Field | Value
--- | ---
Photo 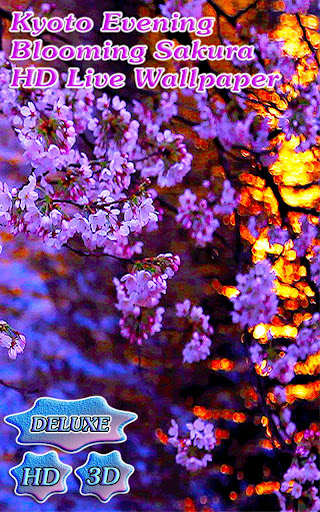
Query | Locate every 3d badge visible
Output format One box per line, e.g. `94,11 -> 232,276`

75,451 -> 135,503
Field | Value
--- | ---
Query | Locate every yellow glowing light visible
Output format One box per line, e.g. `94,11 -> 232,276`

255,481 -> 280,495
286,381 -> 320,403
253,324 -> 268,339
295,353 -> 320,375
271,138 -> 319,187
221,286 -> 239,299
270,325 -> 298,338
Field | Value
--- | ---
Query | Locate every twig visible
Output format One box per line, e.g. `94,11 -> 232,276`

0,9 -> 12,21
157,196 -> 178,214
207,0 -> 260,27
65,242 -> 134,263
296,14 -> 320,67
258,158 -> 320,218
0,378 -> 39,396
243,330 -> 294,455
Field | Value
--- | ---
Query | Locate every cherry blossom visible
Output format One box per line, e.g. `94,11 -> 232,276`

167,417 -> 216,472
231,260 -> 279,328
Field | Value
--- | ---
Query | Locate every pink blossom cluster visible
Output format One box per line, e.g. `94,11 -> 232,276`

176,189 -> 220,247
160,0 -> 205,18
276,77 -> 320,152
250,30 -> 295,83
310,246 -> 320,291
192,92 -> 217,140
0,50 -> 191,355
176,179 -> 237,247
231,260 -> 279,328
250,313 -> 320,384
155,0 -> 320,506
277,427 -> 320,512
176,299 -> 213,363
0,322 -> 25,360
248,217 -> 290,247
167,417 -> 216,472
194,92 -> 272,153
213,179 -> 239,216
271,403 -> 297,441
114,254 -> 180,344
293,216 -> 319,258
284,0 -> 312,14
0,54 -> 192,260
138,129 -> 192,188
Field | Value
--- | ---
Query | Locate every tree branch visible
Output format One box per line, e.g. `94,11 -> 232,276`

243,330 -> 294,455
65,243 -> 134,263
258,159 -> 320,218
207,0 -> 260,27
0,9 -> 12,21
296,13 -> 320,67
0,378 -> 39,397
157,196 -> 178,214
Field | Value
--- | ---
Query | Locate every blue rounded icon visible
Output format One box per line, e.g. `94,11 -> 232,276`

4,396 -> 137,452
75,451 -> 134,503
9,451 -> 72,503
